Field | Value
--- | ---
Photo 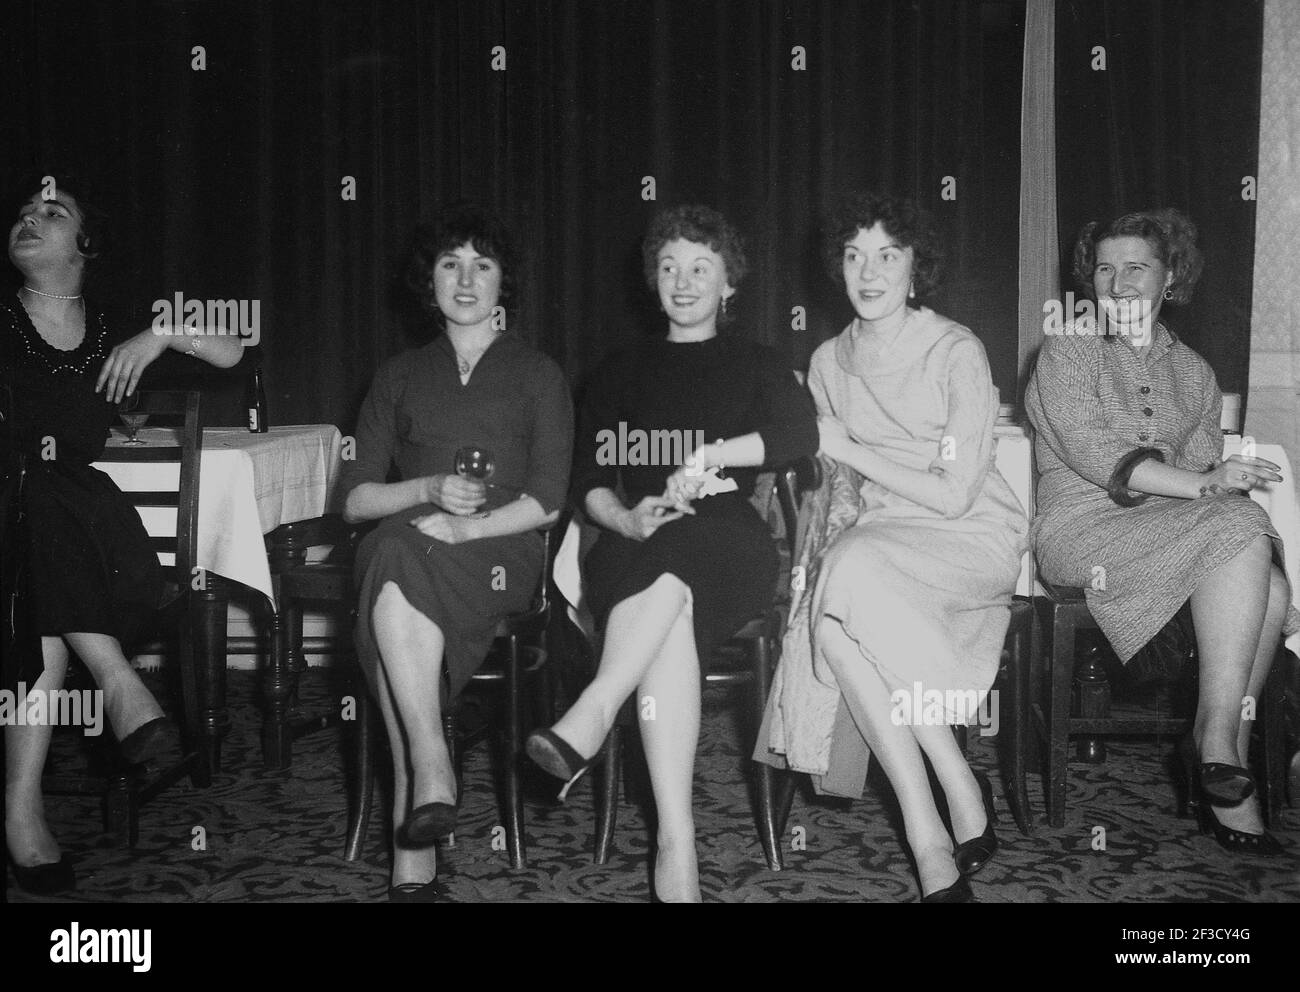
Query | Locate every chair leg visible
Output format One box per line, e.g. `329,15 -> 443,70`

345,687 -> 374,862
262,603 -> 295,771
104,774 -> 130,845
1004,607 -> 1034,835
441,712 -> 459,850
594,724 -> 621,865
178,611 -> 211,789
751,629 -> 783,871
1047,610 -> 1075,828
1262,654 -> 1286,827
504,635 -> 527,869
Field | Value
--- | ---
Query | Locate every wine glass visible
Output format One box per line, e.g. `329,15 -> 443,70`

454,446 -> 495,517
118,393 -> 148,445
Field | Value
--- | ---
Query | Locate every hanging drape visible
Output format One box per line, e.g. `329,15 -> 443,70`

9,0 -> 1026,428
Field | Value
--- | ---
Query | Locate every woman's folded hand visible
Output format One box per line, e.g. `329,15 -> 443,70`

1199,455 -> 1283,496
621,495 -> 686,541
423,473 -> 487,515
409,511 -> 474,544
95,328 -> 171,402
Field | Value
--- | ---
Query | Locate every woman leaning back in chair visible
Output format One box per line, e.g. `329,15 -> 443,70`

340,204 -> 573,901
526,204 -> 819,902
3,171 -> 244,895
1025,208 -> 1298,855
767,192 -> 1028,902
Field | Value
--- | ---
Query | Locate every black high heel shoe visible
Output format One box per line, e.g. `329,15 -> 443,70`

387,877 -> 449,902
119,717 -> 180,765
1178,735 -> 1254,808
525,728 -> 603,802
7,852 -> 76,895
1191,796 -> 1285,856
920,876 -> 974,903
399,802 -> 458,847
952,772 -> 999,877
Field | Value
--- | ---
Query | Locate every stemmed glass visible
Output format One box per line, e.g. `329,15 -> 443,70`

117,393 -> 148,445
454,446 -> 495,517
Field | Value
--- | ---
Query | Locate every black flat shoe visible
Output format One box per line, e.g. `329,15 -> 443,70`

387,878 -> 449,903
399,802 -> 458,848
953,772 -> 999,877
1178,735 -> 1254,808
8,853 -> 76,895
920,876 -> 974,903
119,717 -> 179,765
525,728 -> 602,802
1194,800 -> 1286,856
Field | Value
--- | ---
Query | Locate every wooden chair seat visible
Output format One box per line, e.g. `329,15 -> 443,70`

273,522 -> 558,868
576,458 -> 819,872
1017,568 -> 1289,829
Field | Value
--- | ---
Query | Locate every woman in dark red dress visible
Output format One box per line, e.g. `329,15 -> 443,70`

2,174 -> 243,895
527,205 -> 818,901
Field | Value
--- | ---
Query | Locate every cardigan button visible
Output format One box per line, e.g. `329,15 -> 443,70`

1142,407 -> 1153,416
1138,433 -> 1149,441
1139,385 -> 1151,394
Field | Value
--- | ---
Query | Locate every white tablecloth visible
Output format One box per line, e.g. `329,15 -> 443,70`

96,425 -> 343,607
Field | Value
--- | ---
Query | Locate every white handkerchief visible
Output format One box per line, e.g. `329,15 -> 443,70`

695,467 -> 739,498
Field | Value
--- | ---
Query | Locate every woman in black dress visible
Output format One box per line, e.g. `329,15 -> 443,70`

526,205 -> 818,902
340,205 -> 572,901
3,174 -> 244,895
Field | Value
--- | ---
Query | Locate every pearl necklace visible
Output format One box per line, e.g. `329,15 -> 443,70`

22,285 -> 82,301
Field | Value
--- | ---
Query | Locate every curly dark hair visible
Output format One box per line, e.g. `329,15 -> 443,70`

642,205 -> 748,321
1072,208 -> 1203,306
9,169 -> 109,261
405,201 -> 519,313
822,191 -> 942,297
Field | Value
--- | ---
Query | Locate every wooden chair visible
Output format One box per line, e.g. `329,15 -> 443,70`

561,458 -> 819,872
1022,578 -> 1290,828
275,525 -> 559,868
44,389 -> 210,845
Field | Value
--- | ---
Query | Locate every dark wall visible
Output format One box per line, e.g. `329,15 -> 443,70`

1056,0 -> 1263,396
8,0 -> 1026,429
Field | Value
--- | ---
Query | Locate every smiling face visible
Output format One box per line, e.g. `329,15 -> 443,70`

655,238 -> 735,335
8,191 -> 89,279
841,223 -> 913,325
1093,235 -> 1171,339
432,242 -> 502,329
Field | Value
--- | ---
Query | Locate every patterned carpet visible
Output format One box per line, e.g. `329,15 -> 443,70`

7,667 -> 1299,904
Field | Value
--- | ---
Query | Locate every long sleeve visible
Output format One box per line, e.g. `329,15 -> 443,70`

570,353 -> 626,505
1025,335 -> 1152,488
752,346 -> 819,467
1177,361 -> 1223,474
522,357 -> 575,515
338,358 -> 401,501
924,336 -> 1000,518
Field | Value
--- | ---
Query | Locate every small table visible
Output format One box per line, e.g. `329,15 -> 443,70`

98,425 -> 343,773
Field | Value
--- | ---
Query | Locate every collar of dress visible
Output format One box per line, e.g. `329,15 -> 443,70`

834,305 -> 932,379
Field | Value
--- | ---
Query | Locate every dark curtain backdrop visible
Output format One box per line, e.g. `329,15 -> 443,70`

8,0 -> 1024,428
1055,0 -> 1263,398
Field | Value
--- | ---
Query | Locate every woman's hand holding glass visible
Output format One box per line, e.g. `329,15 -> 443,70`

422,472 -> 487,515
1200,455 -> 1283,496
